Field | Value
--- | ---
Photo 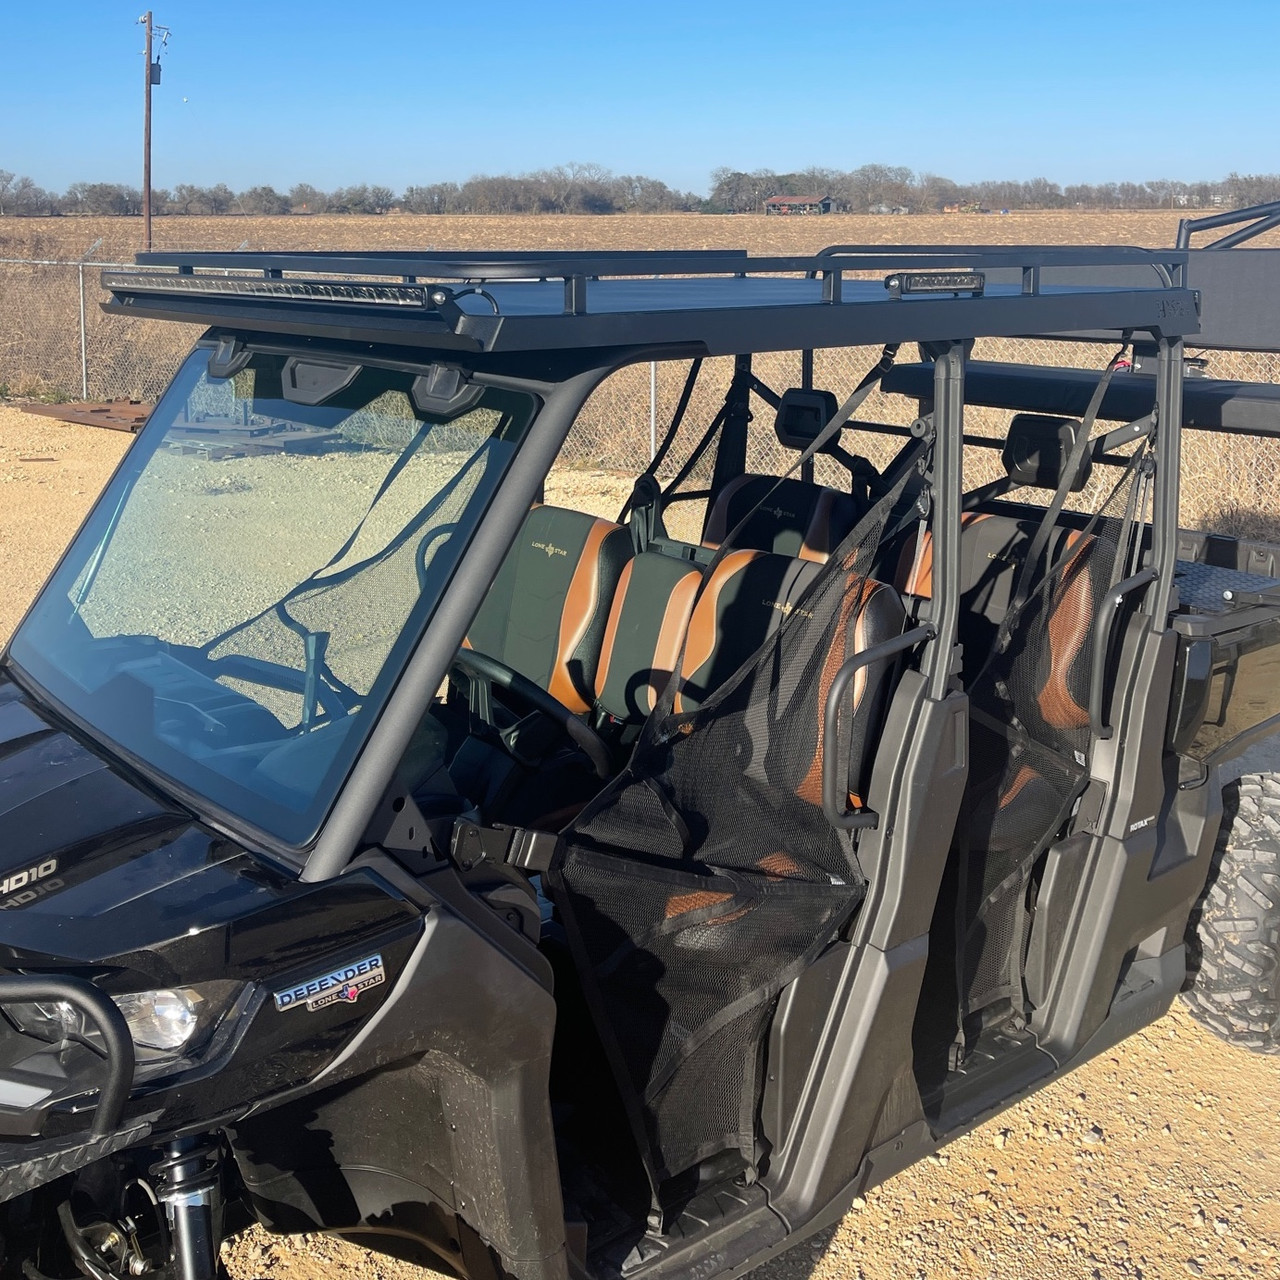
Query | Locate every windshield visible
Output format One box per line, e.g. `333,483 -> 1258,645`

9,347 -> 536,845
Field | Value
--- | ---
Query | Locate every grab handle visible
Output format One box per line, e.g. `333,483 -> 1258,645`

822,625 -> 936,831
1089,568 -> 1158,740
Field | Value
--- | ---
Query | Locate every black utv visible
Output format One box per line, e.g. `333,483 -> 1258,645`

1,204 -> 1279,1280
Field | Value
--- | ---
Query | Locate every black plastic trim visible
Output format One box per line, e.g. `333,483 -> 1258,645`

1090,569 -> 1159,738
0,974 -> 134,1138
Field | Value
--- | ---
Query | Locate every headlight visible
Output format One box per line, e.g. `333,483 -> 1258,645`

4,998 -> 87,1045
114,988 -> 204,1052
5,981 -> 243,1066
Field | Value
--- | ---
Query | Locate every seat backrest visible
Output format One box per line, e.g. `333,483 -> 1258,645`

468,505 -> 632,714
900,511 -> 1113,1033
702,475 -> 861,563
768,571 -> 907,812
595,547 -> 833,725
676,550 -> 824,713
893,513 -> 1100,719
594,543 -> 906,799
593,551 -> 703,723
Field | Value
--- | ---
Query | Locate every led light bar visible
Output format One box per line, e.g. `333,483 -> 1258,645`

102,270 -> 438,309
884,270 -> 985,299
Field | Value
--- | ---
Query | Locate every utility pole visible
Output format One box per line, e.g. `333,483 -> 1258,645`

140,12 -> 168,252
142,11 -> 153,251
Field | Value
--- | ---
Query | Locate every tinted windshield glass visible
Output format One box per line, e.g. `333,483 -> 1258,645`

10,348 -> 536,844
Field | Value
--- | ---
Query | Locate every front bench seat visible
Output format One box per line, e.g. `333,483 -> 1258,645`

547,554 -> 909,1189
594,549 -> 825,724
594,545 -> 904,726
467,504 -> 632,713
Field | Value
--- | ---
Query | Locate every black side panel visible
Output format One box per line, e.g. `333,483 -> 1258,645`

761,685 -> 968,1225
1034,632 -> 1220,1058
228,877 -> 565,1280
1185,249 -> 1280,354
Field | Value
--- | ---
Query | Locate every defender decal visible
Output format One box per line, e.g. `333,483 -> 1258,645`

274,954 -> 385,1013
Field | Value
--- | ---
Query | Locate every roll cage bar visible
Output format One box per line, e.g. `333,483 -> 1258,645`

1177,198 -> 1280,250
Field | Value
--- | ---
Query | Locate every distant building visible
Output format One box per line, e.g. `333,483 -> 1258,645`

764,194 -> 832,216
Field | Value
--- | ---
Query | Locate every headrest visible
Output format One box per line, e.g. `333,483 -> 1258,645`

775,388 -> 839,452
1002,414 -> 1092,493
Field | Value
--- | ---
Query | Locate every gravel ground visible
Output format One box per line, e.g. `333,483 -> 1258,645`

1,403 -> 1277,1280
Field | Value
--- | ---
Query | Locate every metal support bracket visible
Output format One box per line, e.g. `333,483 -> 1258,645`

451,821 -> 558,873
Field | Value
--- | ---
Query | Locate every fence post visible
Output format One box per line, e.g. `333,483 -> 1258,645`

78,264 -> 88,400
649,361 -> 657,461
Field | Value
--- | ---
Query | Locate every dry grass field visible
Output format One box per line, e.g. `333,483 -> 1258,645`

6,209 -> 1280,539
2,212 -> 1280,1277
2,208 -> 1262,263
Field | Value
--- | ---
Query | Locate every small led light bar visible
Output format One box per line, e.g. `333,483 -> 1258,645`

884,270 -> 985,299
102,270 -> 438,309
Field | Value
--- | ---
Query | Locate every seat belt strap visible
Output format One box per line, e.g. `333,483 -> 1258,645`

993,338 -> 1132,656
618,358 -> 704,523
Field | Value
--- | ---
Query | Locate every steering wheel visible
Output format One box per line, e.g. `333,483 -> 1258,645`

449,648 -> 611,780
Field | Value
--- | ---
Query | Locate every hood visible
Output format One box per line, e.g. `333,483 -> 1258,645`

0,673 -> 185,872
0,673 -> 410,984
0,672 -> 254,970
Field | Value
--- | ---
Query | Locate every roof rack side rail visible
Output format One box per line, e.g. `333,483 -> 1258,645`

1177,200 -> 1280,250
814,244 -> 1184,293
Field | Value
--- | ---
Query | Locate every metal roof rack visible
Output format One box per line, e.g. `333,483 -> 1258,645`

102,245 -> 1199,359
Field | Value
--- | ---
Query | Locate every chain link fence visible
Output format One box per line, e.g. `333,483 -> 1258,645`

4,258 -> 1280,539
0,258 -> 200,402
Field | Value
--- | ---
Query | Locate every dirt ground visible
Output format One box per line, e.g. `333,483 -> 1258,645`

0,403 -> 1277,1279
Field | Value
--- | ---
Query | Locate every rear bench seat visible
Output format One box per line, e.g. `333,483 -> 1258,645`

702,474 -> 862,562
892,512 -> 1100,716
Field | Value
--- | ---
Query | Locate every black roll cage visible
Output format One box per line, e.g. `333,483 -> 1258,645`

90,240 -> 1206,880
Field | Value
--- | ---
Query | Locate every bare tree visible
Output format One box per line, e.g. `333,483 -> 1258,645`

238,185 -> 291,215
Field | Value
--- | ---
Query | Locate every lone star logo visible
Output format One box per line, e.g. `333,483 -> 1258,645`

763,598 -> 815,620
274,954 -> 386,1013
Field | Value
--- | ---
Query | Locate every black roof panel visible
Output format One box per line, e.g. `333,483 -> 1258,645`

101,245 -> 1200,360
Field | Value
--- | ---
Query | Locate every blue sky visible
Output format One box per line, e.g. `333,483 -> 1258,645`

3,0 -> 1277,196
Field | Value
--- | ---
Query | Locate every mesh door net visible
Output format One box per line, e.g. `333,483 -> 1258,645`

547,462 -> 918,1198
955,444 -> 1151,1033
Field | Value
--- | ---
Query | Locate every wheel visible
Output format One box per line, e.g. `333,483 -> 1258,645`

449,648 -> 612,780
1181,773 -> 1280,1053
